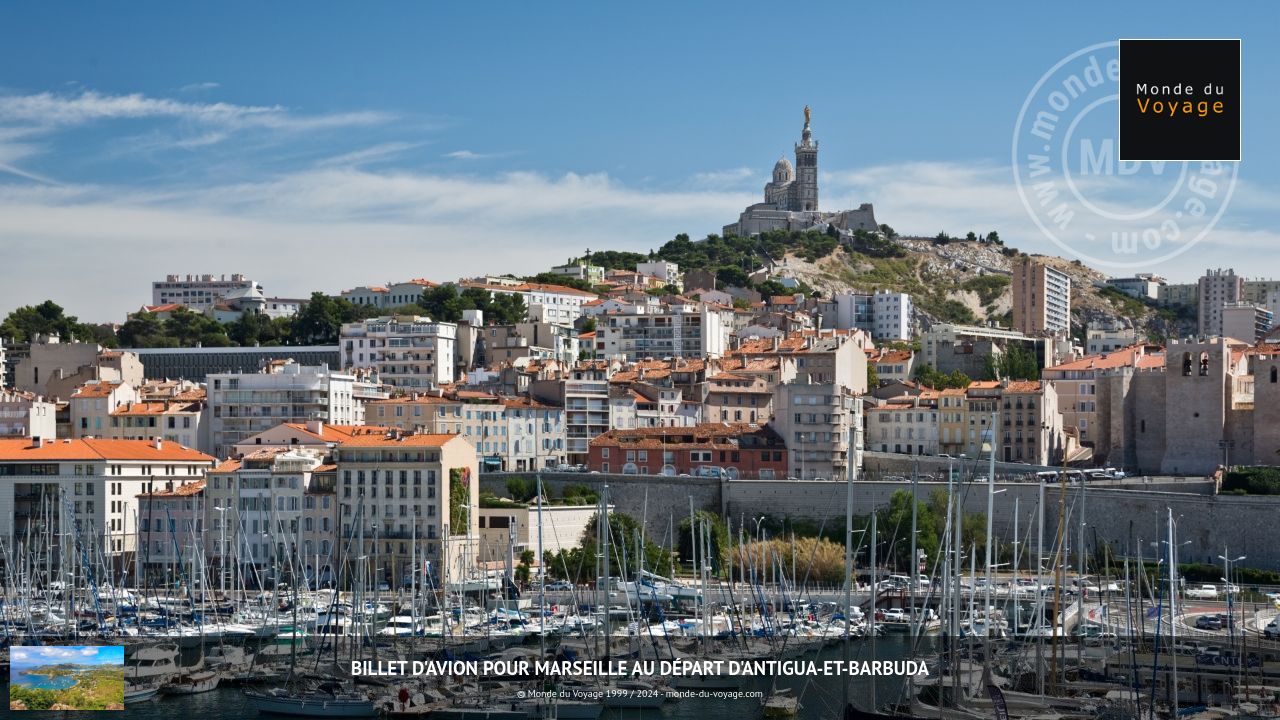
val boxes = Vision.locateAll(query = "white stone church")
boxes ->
[723,106,879,238]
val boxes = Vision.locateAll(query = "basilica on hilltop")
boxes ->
[723,106,879,238]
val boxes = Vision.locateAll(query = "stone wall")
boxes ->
[482,471,1273,569]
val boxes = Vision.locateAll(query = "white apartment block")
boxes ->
[596,303,730,361]
[0,437,214,571]
[208,362,362,458]
[0,389,56,439]
[153,274,259,311]
[366,393,567,472]
[340,316,457,389]
[871,290,913,341]
[339,279,438,309]
[476,503,603,568]
[635,261,681,286]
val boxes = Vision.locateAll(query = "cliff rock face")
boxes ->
[11,700,28,711]
[773,236,1194,339]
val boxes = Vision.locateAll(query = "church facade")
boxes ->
[723,106,879,238]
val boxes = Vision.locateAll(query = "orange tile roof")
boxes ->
[209,459,243,473]
[1004,380,1043,393]
[313,463,337,473]
[111,401,200,416]
[1045,344,1165,373]
[0,438,213,462]
[143,303,183,313]
[279,423,397,442]
[337,432,458,448]
[875,350,913,364]
[139,479,206,497]
[72,382,122,399]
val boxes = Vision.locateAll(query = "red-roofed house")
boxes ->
[0,437,215,572]
[587,423,787,478]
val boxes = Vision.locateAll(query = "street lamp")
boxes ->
[1217,552,1246,646]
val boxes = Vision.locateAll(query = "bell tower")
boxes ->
[793,105,819,212]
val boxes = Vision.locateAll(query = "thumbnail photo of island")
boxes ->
[9,646,125,711]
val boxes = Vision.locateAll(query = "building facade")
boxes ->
[1012,257,1071,336]
[152,274,258,311]
[208,362,363,458]
[340,315,458,389]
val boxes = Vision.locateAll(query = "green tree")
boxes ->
[678,510,730,576]
[875,490,942,572]
[117,312,166,347]
[867,363,880,389]
[291,292,349,344]
[163,307,229,346]
[448,468,472,534]
[0,300,98,343]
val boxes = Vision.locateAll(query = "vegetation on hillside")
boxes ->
[9,665,123,711]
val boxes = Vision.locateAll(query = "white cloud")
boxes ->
[688,167,758,190]
[0,90,393,135]
[319,142,424,168]
[443,149,512,160]
[180,82,221,92]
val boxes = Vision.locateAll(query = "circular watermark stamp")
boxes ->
[1012,41,1237,269]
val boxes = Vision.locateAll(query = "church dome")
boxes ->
[773,156,794,182]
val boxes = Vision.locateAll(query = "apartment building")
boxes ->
[0,437,214,574]
[1012,257,1071,336]
[770,380,862,481]
[16,341,144,400]
[587,423,787,479]
[366,392,567,471]
[1221,303,1273,343]
[997,380,1063,465]
[135,479,206,584]
[334,431,478,589]
[0,388,56,439]
[733,331,870,394]
[595,302,731,361]
[703,372,773,424]
[340,315,457,389]
[208,362,364,458]
[203,448,329,588]
[339,279,438,309]
[530,364,612,465]
[152,273,259,311]
[1198,268,1244,337]
[867,393,940,456]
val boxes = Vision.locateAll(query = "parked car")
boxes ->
[881,608,907,622]
[544,580,573,591]
[1195,615,1223,630]
[1264,618,1279,639]
[1186,584,1220,599]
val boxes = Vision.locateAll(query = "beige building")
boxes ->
[1012,257,1071,337]
[476,502,604,570]
[1198,268,1244,337]
[16,341,143,401]
[997,380,1064,465]
[1041,345,1164,456]
[769,379,862,480]
[703,372,773,424]
[334,431,478,589]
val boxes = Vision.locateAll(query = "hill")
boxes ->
[614,228,1196,343]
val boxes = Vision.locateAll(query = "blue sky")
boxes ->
[11,645,124,668]
[0,2,1277,321]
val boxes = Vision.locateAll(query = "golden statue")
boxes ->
[804,105,811,125]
